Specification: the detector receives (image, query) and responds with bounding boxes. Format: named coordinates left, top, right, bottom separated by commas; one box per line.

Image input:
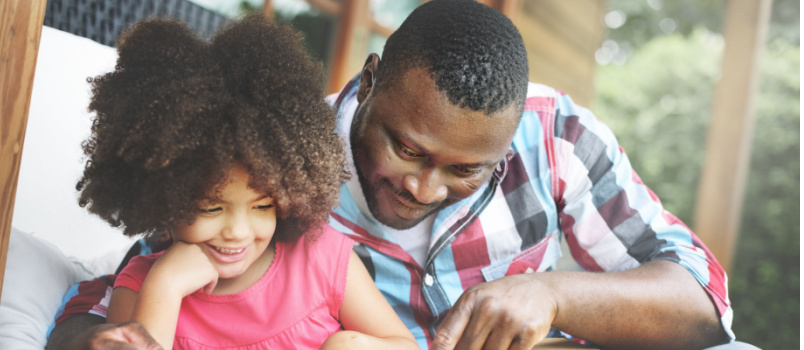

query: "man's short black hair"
left=376, top=0, right=529, bottom=115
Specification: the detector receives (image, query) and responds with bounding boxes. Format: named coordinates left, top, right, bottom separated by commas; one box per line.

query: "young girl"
left=75, top=15, right=417, bottom=349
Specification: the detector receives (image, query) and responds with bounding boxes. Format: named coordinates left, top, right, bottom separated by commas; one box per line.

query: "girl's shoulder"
left=292, top=223, right=353, bottom=258
left=126, top=251, right=164, bottom=269
left=114, top=252, right=164, bottom=292
left=281, top=223, right=353, bottom=272
left=314, top=223, right=353, bottom=246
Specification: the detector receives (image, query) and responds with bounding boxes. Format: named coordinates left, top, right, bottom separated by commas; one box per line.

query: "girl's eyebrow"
left=198, top=197, right=221, bottom=206
left=253, top=194, right=272, bottom=202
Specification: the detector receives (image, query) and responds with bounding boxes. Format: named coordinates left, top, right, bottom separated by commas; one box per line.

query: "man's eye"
left=454, top=166, right=482, bottom=176
left=400, top=147, right=421, bottom=158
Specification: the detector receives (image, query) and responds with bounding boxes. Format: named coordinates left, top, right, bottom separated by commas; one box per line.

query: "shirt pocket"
left=480, top=231, right=561, bottom=282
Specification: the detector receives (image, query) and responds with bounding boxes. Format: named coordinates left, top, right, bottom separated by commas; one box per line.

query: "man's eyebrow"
left=455, top=160, right=499, bottom=168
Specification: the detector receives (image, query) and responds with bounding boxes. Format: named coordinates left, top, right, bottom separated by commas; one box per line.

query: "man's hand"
left=66, top=322, right=163, bottom=350
left=431, top=274, right=557, bottom=350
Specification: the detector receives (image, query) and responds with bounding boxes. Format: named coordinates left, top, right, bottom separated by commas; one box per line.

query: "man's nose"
left=402, top=168, right=448, bottom=205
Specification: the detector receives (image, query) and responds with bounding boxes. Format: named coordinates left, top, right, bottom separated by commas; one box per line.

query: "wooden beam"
left=518, top=0, right=607, bottom=107
left=326, top=0, right=370, bottom=94
left=262, top=0, right=273, bottom=19
left=0, top=0, right=47, bottom=302
left=694, top=0, right=772, bottom=273
left=481, top=0, right=523, bottom=25
left=307, top=0, right=341, bottom=17
left=369, top=18, right=394, bottom=39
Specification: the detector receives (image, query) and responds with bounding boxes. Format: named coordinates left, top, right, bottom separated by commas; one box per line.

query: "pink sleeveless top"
left=115, top=225, right=353, bottom=349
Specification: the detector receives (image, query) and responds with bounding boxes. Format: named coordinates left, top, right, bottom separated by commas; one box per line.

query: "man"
left=48, top=0, right=734, bottom=348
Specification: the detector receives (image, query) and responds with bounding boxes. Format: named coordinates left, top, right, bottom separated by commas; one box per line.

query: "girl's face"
left=172, top=165, right=276, bottom=281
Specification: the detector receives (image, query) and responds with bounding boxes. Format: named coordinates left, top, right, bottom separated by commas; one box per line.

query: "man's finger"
left=481, top=327, right=517, bottom=350
left=88, top=322, right=163, bottom=350
left=431, top=298, right=474, bottom=350
left=120, top=322, right=163, bottom=349
left=453, top=297, right=500, bottom=350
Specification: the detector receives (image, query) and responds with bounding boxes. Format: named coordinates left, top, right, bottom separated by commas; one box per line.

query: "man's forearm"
left=46, top=314, right=106, bottom=350
left=547, top=260, right=729, bottom=349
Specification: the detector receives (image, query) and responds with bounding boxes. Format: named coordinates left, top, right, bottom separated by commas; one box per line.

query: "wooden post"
left=482, top=0, right=523, bottom=25
left=516, top=0, right=607, bottom=108
left=694, top=0, right=772, bottom=273
left=262, top=0, right=273, bottom=19
left=0, top=0, right=48, bottom=302
left=326, top=0, right=369, bottom=94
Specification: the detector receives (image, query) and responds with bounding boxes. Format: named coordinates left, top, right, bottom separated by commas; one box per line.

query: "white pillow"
left=0, top=227, right=93, bottom=349
left=11, top=25, right=135, bottom=262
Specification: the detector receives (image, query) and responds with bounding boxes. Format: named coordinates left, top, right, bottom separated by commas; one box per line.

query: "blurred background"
left=26, top=0, right=802, bottom=348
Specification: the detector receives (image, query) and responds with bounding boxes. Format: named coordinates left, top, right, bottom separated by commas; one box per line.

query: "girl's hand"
left=147, top=241, right=219, bottom=297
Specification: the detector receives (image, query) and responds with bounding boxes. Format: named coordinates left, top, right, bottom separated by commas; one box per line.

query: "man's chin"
left=373, top=207, right=434, bottom=230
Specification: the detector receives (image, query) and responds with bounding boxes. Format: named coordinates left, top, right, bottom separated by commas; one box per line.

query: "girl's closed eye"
left=198, top=205, right=222, bottom=215
left=255, top=204, right=275, bottom=211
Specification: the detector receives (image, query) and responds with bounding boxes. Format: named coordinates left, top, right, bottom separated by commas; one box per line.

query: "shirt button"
left=424, top=274, right=434, bottom=286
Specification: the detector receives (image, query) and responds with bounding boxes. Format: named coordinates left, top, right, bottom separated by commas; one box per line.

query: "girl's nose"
left=222, top=213, right=251, bottom=241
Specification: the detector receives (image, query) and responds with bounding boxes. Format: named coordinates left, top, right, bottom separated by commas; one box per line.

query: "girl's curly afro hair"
left=77, top=15, right=349, bottom=241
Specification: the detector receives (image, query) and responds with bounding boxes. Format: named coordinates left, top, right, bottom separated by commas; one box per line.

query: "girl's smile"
left=172, top=164, right=277, bottom=292
left=205, top=243, right=250, bottom=263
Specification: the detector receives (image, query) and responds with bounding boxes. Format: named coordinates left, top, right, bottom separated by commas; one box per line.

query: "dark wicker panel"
left=44, top=0, right=228, bottom=47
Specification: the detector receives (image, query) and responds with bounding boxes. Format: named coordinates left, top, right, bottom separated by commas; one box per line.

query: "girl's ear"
left=357, top=54, right=380, bottom=103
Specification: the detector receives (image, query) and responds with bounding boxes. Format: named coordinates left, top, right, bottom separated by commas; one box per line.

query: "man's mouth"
left=388, top=185, right=439, bottom=220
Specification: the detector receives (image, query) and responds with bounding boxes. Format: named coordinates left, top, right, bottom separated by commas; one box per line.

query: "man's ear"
left=357, top=53, right=380, bottom=103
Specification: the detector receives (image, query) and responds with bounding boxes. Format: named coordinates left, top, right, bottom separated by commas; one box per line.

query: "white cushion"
left=0, top=227, right=93, bottom=349
left=11, top=25, right=135, bottom=262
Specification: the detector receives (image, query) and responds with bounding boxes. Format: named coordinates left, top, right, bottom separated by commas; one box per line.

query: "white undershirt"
left=385, top=215, right=434, bottom=267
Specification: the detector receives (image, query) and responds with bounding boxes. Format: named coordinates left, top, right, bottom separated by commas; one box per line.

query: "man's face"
left=350, top=66, right=520, bottom=229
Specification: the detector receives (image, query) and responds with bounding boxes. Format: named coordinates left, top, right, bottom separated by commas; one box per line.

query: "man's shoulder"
left=525, top=82, right=559, bottom=99
left=521, top=82, right=561, bottom=116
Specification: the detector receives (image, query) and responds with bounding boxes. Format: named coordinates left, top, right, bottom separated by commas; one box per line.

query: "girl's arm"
left=106, top=242, right=218, bottom=349
left=322, top=252, right=418, bottom=350
left=107, top=284, right=181, bottom=349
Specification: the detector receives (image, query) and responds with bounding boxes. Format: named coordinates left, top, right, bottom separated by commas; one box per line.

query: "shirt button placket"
left=421, top=264, right=451, bottom=337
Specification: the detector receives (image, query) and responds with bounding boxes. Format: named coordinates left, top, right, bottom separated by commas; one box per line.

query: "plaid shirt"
left=327, top=75, right=733, bottom=348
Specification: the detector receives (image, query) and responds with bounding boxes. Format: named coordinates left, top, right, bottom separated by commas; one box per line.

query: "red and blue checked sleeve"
left=53, top=275, right=116, bottom=327
left=548, top=91, right=734, bottom=340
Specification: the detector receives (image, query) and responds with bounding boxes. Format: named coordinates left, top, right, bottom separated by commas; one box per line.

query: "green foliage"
left=596, top=2, right=799, bottom=348
left=729, top=37, right=800, bottom=349
left=606, top=0, right=798, bottom=47
left=605, top=0, right=725, bottom=47
left=594, top=28, right=722, bottom=225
